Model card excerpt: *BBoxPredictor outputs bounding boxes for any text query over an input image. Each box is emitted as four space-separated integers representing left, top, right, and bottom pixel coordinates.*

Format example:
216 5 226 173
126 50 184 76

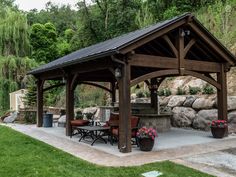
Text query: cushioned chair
103 113 119 127
70 119 90 138
110 116 140 146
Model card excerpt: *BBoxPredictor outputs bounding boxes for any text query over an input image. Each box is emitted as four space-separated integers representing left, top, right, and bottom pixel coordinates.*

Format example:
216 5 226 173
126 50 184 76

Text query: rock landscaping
160 95 236 133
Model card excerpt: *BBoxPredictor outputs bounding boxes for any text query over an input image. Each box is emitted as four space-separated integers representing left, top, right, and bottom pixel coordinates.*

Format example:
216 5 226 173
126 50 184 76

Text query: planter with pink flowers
136 127 157 151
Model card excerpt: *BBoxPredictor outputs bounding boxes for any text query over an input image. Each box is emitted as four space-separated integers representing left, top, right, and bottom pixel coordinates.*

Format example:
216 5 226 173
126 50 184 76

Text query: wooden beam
184 70 221 90
131 69 179 87
120 19 187 54
78 81 112 93
185 59 221 73
184 38 196 58
130 54 178 69
188 22 234 65
65 74 74 136
178 28 185 75
217 64 228 135
110 82 116 106
43 83 65 92
37 79 44 127
118 61 131 153
36 70 63 80
163 35 178 57
130 54 222 73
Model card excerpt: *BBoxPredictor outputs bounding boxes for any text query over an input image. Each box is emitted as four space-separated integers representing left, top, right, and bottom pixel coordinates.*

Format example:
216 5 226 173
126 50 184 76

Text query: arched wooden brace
78 81 112 93
184 70 221 90
131 69 179 87
43 83 65 92
131 69 221 90
42 81 112 94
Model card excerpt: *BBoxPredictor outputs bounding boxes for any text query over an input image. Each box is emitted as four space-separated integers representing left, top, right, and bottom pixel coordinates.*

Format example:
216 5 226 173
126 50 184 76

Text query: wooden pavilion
29 13 236 153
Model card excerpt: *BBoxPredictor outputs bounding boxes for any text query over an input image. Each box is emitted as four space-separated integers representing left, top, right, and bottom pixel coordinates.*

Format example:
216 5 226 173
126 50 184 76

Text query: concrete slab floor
2 123 236 169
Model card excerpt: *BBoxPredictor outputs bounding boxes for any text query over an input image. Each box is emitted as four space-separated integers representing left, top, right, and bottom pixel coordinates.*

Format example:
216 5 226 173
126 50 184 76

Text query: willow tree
0 8 30 57
0 56 38 112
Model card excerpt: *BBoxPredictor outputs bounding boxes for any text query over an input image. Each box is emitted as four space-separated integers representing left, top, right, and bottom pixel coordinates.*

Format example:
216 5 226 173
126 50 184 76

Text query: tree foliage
0 9 30 57
0 56 38 112
27 3 78 34
30 22 58 62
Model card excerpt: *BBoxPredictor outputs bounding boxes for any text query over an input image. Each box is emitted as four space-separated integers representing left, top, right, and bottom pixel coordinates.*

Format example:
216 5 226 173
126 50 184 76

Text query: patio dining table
78 126 110 146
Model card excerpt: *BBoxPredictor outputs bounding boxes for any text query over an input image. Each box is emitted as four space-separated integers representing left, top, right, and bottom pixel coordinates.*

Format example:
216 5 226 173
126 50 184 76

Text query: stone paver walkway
3 123 236 177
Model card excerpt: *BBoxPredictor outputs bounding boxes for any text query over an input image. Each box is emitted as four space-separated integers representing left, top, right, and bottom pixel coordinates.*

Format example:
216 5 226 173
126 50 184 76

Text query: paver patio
3 123 236 169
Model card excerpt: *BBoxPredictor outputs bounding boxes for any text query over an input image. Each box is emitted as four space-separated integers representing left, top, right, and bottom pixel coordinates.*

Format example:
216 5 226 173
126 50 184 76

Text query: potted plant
210 120 227 138
136 127 157 151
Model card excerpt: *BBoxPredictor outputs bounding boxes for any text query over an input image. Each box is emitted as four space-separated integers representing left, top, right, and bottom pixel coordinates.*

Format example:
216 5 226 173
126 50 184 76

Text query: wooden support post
111 82 116 106
66 74 75 136
150 78 158 113
217 64 228 135
37 79 44 127
118 62 131 153
178 28 185 75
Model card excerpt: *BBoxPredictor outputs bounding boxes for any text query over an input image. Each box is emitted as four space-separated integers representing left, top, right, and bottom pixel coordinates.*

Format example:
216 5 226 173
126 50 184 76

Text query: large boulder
3 112 17 123
167 96 186 108
228 111 236 133
227 96 236 111
171 107 196 127
159 96 171 106
192 97 215 110
82 107 97 114
193 109 218 130
183 96 197 107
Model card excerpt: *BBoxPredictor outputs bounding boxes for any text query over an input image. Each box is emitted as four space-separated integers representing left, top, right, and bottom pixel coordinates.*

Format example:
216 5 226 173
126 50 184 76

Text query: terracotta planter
211 127 227 138
139 138 154 151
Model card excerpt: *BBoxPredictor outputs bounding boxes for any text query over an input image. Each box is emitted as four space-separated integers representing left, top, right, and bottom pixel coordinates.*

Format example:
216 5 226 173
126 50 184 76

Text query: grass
0 125 213 177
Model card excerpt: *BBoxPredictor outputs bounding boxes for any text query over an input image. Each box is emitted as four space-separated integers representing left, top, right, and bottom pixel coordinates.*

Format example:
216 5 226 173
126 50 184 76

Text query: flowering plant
210 120 227 128
136 127 157 140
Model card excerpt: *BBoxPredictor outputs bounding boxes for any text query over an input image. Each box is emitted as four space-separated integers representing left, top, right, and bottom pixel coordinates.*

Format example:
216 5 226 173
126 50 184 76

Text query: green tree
0 56 38 112
27 3 78 35
30 22 58 62
0 9 30 57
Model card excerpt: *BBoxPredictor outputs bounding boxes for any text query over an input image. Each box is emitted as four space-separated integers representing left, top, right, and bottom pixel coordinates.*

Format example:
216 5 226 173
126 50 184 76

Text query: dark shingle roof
29 13 191 75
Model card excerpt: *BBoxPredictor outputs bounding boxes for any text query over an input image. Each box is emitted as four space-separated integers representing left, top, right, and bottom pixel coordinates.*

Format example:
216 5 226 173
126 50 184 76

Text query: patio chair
70 119 90 138
103 112 119 127
110 116 140 146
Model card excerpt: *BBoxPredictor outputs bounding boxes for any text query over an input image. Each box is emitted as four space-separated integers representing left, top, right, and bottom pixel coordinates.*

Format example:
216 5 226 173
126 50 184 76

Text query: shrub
136 90 146 98
158 88 172 96
165 88 172 96
158 89 165 96
203 84 215 94
189 86 201 95
24 111 36 124
176 87 186 95
75 110 83 120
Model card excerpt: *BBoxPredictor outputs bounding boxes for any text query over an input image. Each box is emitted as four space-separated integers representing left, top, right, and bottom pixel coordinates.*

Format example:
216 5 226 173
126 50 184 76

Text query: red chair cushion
104 113 119 127
112 128 119 136
71 120 89 126
131 116 139 128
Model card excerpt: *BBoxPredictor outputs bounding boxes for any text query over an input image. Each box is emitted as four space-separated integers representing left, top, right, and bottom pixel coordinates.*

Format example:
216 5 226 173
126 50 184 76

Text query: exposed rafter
184 38 196 58
163 35 178 57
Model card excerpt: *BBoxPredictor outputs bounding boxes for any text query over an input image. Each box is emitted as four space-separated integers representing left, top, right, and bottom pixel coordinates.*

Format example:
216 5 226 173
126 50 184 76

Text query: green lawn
0 125 213 177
